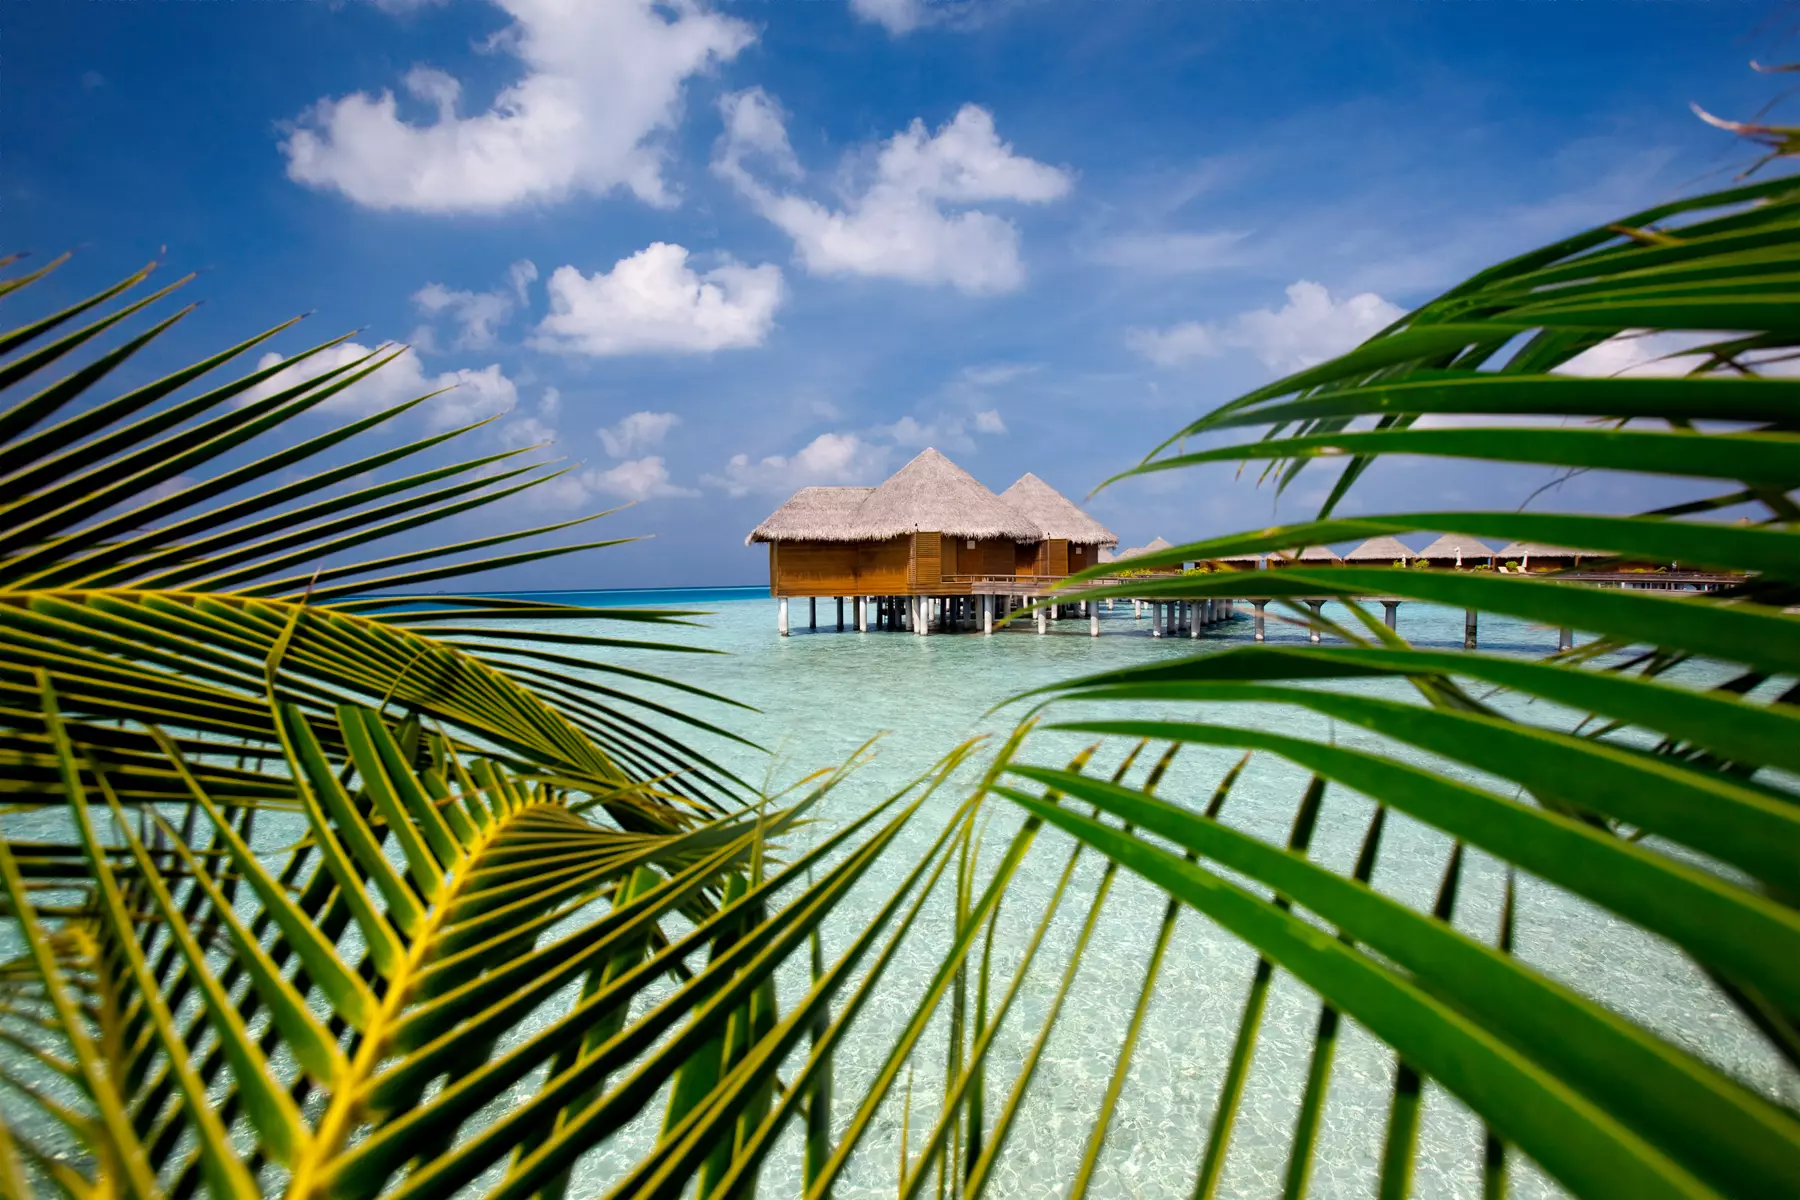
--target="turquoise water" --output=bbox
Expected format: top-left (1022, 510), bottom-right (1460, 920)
top-left (467, 591), bottom-right (1797, 1199)
top-left (6, 589), bottom-right (1788, 1196)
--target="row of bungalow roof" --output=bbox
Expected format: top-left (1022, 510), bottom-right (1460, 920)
top-left (1187, 534), bottom-right (1592, 569)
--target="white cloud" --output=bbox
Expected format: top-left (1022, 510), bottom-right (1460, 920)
top-left (283, 0), bottom-right (752, 212)
top-left (599, 410), bottom-right (681, 458)
top-left (413, 283), bottom-right (512, 351)
top-left (244, 342), bottom-right (517, 430)
top-left (1132, 280), bottom-right (1404, 373)
top-left (410, 259), bottom-right (537, 351)
top-left (580, 456), bottom-right (699, 501)
top-left (704, 432), bottom-right (891, 497)
top-left (533, 242), bottom-right (783, 356)
top-left (851, 0), bottom-right (932, 35)
top-left (538, 386), bottom-right (561, 419)
top-left (508, 258), bottom-right (539, 302)
top-left (715, 88), bottom-right (1072, 294)
top-left (878, 407), bottom-right (1008, 453)
top-left (496, 413), bottom-right (558, 450)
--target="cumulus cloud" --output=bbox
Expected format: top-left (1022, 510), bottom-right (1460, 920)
top-left (579, 456), bottom-right (699, 501)
top-left (851, 0), bottom-right (932, 34)
top-left (244, 342), bottom-right (517, 430)
top-left (533, 243), bottom-right (783, 356)
top-left (877, 408), bottom-right (1007, 452)
top-left (599, 411), bottom-right (681, 458)
top-left (704, 432), bottom-right (891, 497)
top-left (283, 0), bottom-right (752, 212)
top-left (1131, 280), bottom-right (1404, 373)
top-left (715, 88), bottom-right (1072, 294)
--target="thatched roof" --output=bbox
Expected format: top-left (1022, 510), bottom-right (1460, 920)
top-left (1343, 536), bottom-right (1415, 563)
top-left (1417, 534), bottom-right (1494, 564)
top-left (998, 474), bottom-right (1118, 546)
top-left (1114, 536), bottom-right (1175, 561)
top-left (1296, 544), bottom-right (1344, 564)
top-left (845, 448), bottom-right (1042, 541)
top-left (1498, 540), bottom-right (1588, 560)
top-left (745, 486), bottom-right (874, 545)
top-left (1209, 551), bottom-right (1264, 567)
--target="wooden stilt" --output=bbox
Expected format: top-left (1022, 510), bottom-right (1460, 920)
top-left (1382, 600), bottom-right (1398, 631)
top-left (809, 596), bottom-right (817, 630)
top-left (837, 596), bottom-right (844, 631)
top-left (1464, 608), bottom-right (1478, 650)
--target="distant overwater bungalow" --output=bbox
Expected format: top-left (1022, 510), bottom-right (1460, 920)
top-left (748, 448), bottom-right (1117, 634)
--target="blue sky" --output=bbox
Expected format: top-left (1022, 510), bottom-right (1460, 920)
top-left (8, 0), bottom-right (1787, 588)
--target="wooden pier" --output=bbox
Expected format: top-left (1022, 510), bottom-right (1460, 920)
top-left (772, 570), bottom-right (1743, 646)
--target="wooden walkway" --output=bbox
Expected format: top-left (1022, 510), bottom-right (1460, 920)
top-left (775, 568), bottom-right (1743, 647)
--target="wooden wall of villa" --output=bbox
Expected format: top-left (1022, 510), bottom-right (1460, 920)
top-left (766, 533), bottom-right (1097, 598)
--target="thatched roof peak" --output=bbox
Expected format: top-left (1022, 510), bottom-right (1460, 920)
top-left (1343, 536), bottom-right (1415, 563)
top-left (746, 486), bottom-right (874, 545)
top-left (1418, 534), bottom-right (1495, 563)
top-left (998, 473), bottom-right (1118, 546)
top-left (848, 448), bottom-right (1043, 541)
top-left (1114, 536), bottom-right (1176, 561)
top-left (1295, 544), bottom-right (1344, 563)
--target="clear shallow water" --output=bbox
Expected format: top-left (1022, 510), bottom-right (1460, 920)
top-left (469, 592), bottom-right (1798, 1199)
top-left (6, 591), bottom-right (1788, 1197)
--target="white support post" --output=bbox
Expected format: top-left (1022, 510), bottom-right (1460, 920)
top-left (1308, 600), bottom-right (1324, 644)
top-left (1090, 606), bottom-right (1099, 637)
top-left (1150, 602), bottom-right (1161, 637)
top-left (1465, 608), bottom-right (1478, 650)
top-left (1190, 601), bottom-right (1201, 638)
top-left (1382, 601), bottom-right (1398, 631)
top-left (778, 597), bottom-right (789, 637)
top-left (984, 595), bottom-right (994, 635)
top-left (1036, 600), bottom-right (1047, 635)
top-left (1558, 626), bottom-right (1573, 652)
top-left (1254, 600), bottom-right (1267, 642)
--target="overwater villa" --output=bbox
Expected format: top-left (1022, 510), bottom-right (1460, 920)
top-left (1270, 544), bottom-right (1345, 567)
top-left (1343, 535), bottom-right (1414, 566)
top-left (748, 448), bottom-right (1117, 634)
top-left (1417, 534), bottom-right (1494, 568)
